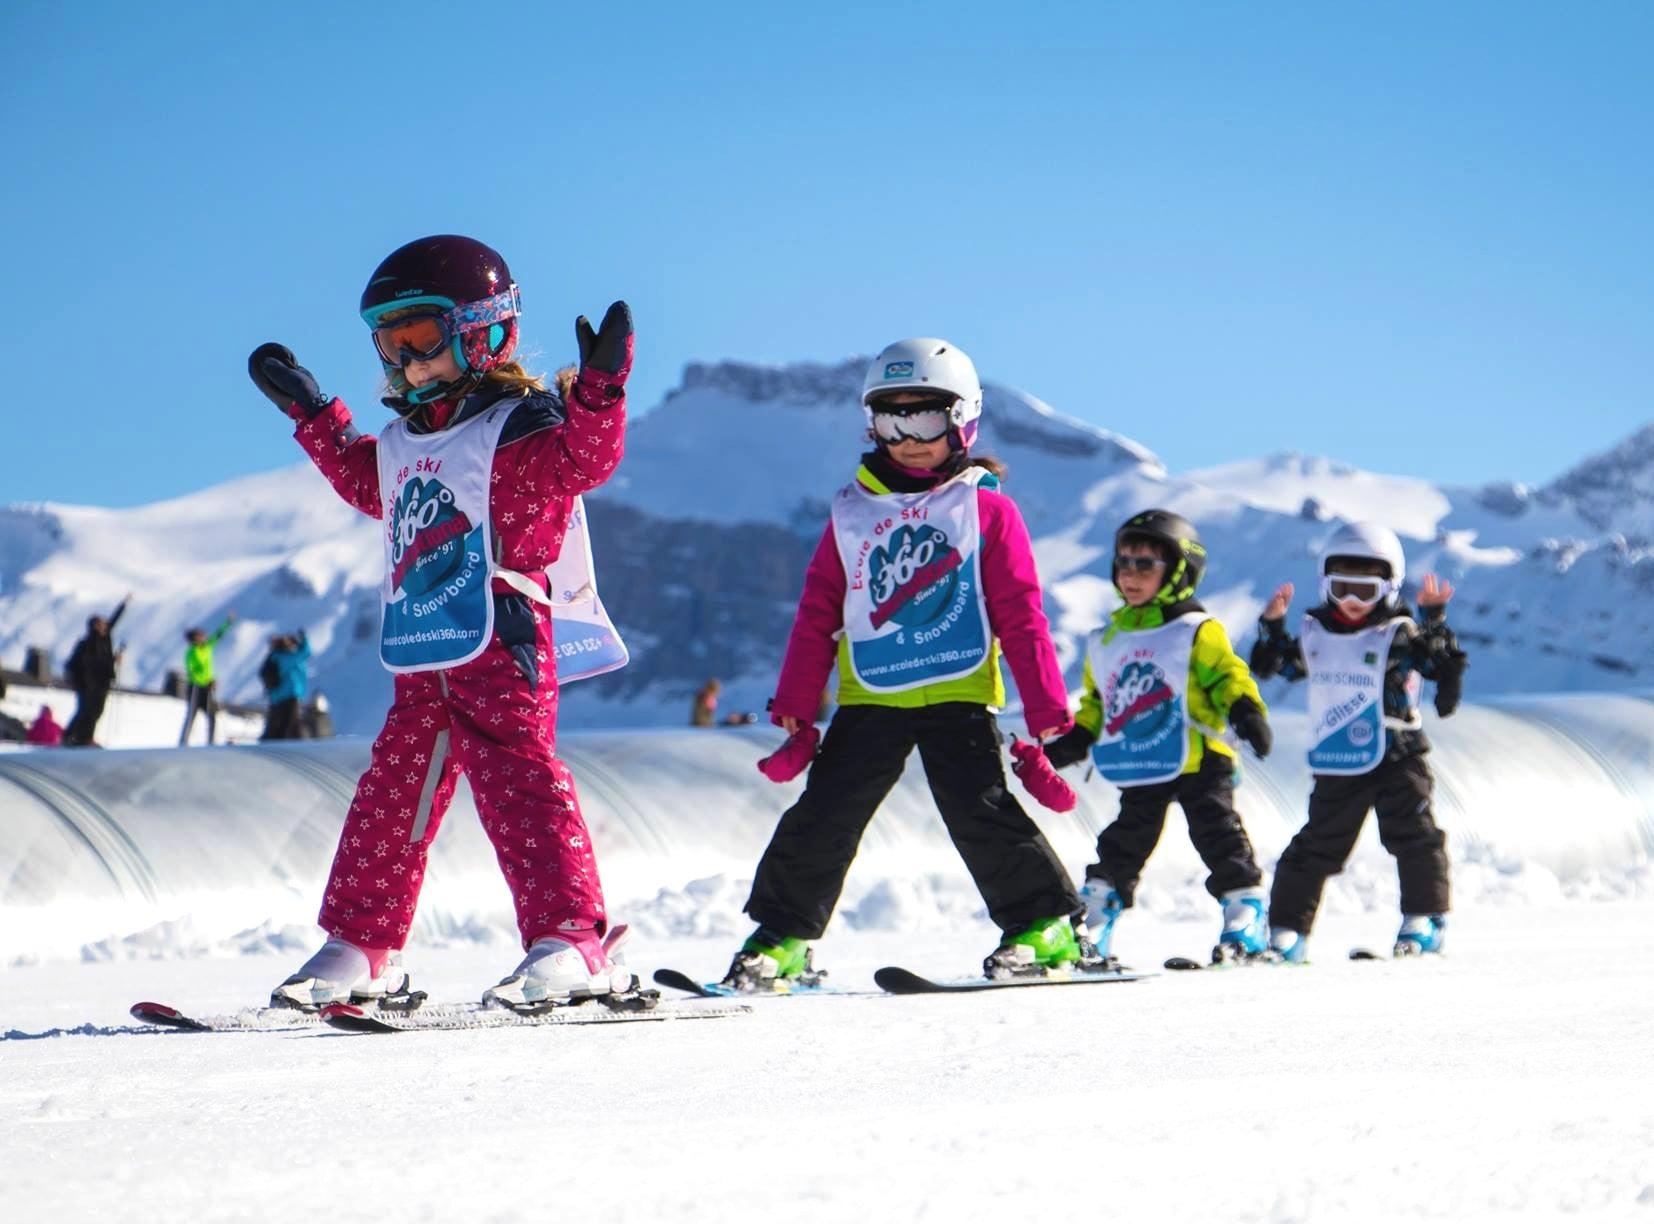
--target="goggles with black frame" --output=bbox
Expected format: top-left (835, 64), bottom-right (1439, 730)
top-left (1114, 554), bottom-right (1168, 575)
top-left (868, 392), bottom-right (957, 445)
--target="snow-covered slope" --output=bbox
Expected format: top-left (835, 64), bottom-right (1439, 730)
top-left (2, 358), bottom-right (1651, 735)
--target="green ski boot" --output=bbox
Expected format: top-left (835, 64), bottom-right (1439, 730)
top-left (984, 916), bottom-right (1084, 979)
top-left (720, 927), bottom-right (827, 993)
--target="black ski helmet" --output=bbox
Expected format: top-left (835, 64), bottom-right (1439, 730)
top-left (360, 235), bottom-right (521, 406)
top-left (1115, 509), bottom-right (1206, 601)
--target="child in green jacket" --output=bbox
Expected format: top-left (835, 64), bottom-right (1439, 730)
top-left (1045, 510), bottom-right (1272, 966)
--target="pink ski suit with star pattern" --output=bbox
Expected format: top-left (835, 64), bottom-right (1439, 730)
top-left (287, 368), bottom-right (624, 951)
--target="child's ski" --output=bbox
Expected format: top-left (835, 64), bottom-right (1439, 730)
top-left (651, 968), bottom-right (843, 999)
top-left (874, 966), bottom-right (1149, 995)
top-left (319, 997), bottom-right (748, 1033)
top-left (129, 1001), bottom-right (323, 1034)
top-left (1163, 952), bottom-right (1284, 971)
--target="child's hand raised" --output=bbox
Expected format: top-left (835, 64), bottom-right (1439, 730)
top-left (574, 301), bottom-right (634, 400)
top-left (249, 343), bottom-right (331, 420)
top-left (1262, 583), bottom-right (1294, 621)
top-left (1418, 574), bottom-right (1454, 608)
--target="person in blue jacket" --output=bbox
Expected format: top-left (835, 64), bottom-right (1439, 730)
top-left (260, 630), bottom-right (312, 740)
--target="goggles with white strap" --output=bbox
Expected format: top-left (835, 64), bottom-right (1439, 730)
top-left (1321, 572), bottom-right (1394, 608)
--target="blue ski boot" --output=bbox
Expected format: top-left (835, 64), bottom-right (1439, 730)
top-left (1078, 877), bottom-right (1124, 970)
top-left (1268, 927), bottom-right (1309, 964)
top-left (1394, 914), bottom-right (1447, 957)
top-left (1215, 887), bottom-right (1269, 963)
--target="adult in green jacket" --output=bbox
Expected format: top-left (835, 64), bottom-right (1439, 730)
top-left (179, 611), bottom-right (235, 746)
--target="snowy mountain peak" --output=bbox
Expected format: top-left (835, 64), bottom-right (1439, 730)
top-left (5, 354), bottom-right (1654, 737)
top-left (672, 358), bottom-right (863, 406)
top-left (1545, 423), bottom-right (1654, 537)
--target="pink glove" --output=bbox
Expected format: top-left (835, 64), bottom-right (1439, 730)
top-left (1010, 737), bottom-right (1077, 813)
top-left (758, 724), bottom-right (821, 783)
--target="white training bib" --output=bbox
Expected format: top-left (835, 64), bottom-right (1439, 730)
top-left (376, 409), bottom-right (630, 683)
top-left (543, 496), bottom-right (629, 683)
top-left (832, 469), bottom-right (991, 693)
top-left (376, 406), bottom-right (510, 673)
top-left (1086, 612), bottom-right (1208, 787)
top-left (1303, 617), bottom-right (1417, 776)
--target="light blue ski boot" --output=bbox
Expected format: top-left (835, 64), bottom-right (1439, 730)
top-left (1078, 877), bottom-right (1124, 969)
top-left (1268, 927), bottom-right (1309, 964)
top-left (1216, 887), bottom-right (1269, 962)
top-left (1394, 914), bottom-right (1447, 956)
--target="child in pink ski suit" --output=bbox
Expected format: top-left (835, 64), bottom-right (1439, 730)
top-left (725, 338), bottom-right (1087, 989)
top-left (248, 234), bottom-right (633, 1010)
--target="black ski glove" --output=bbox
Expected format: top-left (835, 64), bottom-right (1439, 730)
top-left (1413, 618), bottom-right (1468, 717)
top-left (1042, 723), bottom-right (1096, 770)
top-left (1432, 649), bottom-right (1468, 717)
top-left (249, 343), bottom-right (331, 420)
top-left (573, 301), bottom-right (634, 403)
top-left (1228, 696), bottom-right (1272, 759)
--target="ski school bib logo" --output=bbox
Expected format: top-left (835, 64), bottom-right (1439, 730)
top-left (833, 476), bottom-right (991, 693)
top-left (868, 523), bottom-right (962, 629)
top-left (1103, 659), bottom-right (1177, 741)
top-left (1303, 617), bottom-right (1408, 775)
top-left (389, 477), bottom-right (473, 598)
top-left (375, 409), bottom-right (510, 673)
top-left (1087, 616), bottom-right (1203, 787)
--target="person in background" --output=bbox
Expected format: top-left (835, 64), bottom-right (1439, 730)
top-left (261, 630), bottom-right (312, 741)
top-left (27, 705), bottom-right (64, 747)
top-left (691, 678), bottom-right (721, 727)
top-left (179, 611), bottom-right (236, 746)
top-left (0, 673), bottom-right (27, 743)
top-left (64, 594), bottom-right (131, 747)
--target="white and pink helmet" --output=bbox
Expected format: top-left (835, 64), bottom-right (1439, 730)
top-left (861, 338), bottom-right (984, 451)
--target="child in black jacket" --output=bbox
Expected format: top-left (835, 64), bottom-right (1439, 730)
top-left (1251, 522), bottom-right (1467, 960)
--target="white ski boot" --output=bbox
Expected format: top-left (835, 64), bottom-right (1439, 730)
top-left (271, 938), bottom-right (417, 1011)
top-left (483, 924), bottom-right (639, 1013)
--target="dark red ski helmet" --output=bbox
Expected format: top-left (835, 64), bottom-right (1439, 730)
top-left (360, 235), bottom-right (522, 404)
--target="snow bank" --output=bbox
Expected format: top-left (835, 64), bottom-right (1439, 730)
top-left (2, 696), bottom-right (1651, 965)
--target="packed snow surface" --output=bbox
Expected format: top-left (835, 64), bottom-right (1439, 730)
top-left (3, 904), bottom-right (1652, 1223)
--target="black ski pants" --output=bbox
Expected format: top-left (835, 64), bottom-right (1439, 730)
top-left (261, 697), bottom-right (305, 741)
top-left (1269, 752), bottom-right (1450, 934)
top-left (744, 702), bottom-right (1081, 939)
top-left (1087, 749), bottom-right (1263, 907)
top-left (64, 685), bottom-right (109, 747)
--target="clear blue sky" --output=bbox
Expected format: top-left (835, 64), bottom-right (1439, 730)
top-left (4, 1), bottom-right (1651, 506)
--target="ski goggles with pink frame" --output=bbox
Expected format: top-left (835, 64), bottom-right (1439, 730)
top-left (367, 285), bottom-right (521, 368)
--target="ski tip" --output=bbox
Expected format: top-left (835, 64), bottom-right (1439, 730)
top-left (130, 1001), bottom-right (181, 1020)
top-left (651, 968), bottom-right (719, 997)
top-left (872, 966), bottom-right (929, 993)
top-left (1162, 957), bottom-right (1206, 972)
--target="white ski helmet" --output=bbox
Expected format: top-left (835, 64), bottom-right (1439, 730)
top-left (861, 338), bottom-right (984, 448)
top-left (1319, 522), bottom-right (1407, 608)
